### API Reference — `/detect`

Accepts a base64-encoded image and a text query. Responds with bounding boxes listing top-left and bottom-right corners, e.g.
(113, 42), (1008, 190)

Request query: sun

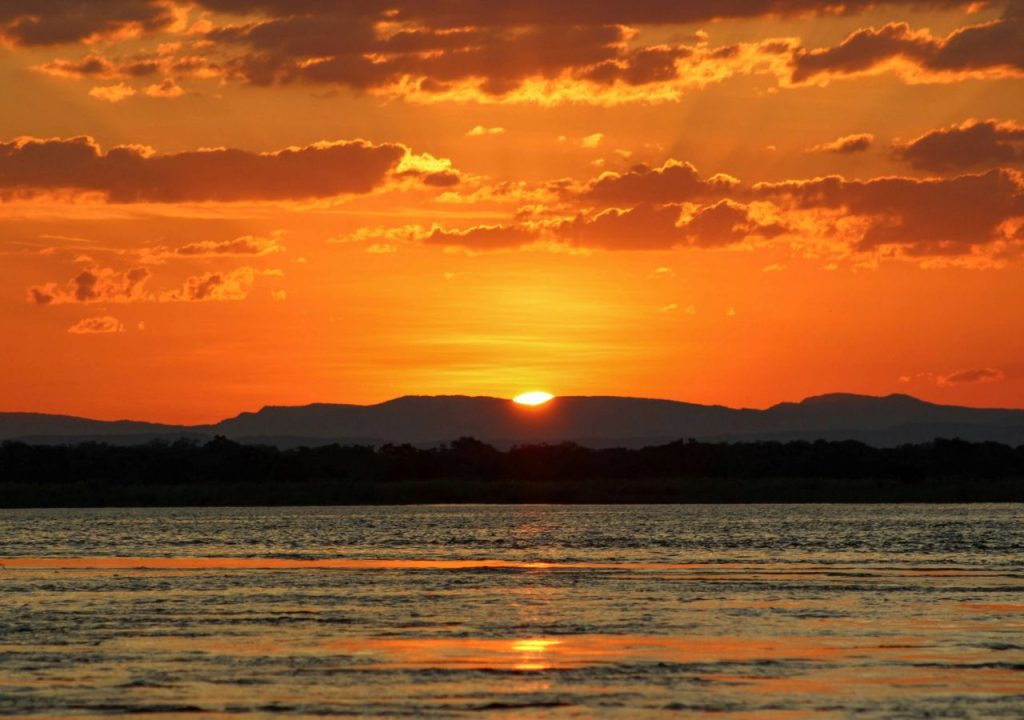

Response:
(513, 391), (554, 406)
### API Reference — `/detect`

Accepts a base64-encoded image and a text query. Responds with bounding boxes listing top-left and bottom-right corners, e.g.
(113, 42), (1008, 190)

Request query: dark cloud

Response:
(938, 367), (1006, 385)
(29, 264), (269, 304)
(791, 8), (1024, 83)
(893, 119), (1024, 171)
(560, 200), (784, 250)
(421, 171), (461, 188)
(0, 136), (420, 202)
(0, 1), (174, 46)
(197, 1), (973, 28)
(582, 161), (738, 206)
(678, 200), (787, 247)
(10, 1), (989, 102)
(28, 266), (151, 305)
(158, 267), (269, 302)
(756, 168), (1024, 255)
(36, 54), (116, 77)
(564, 203), (687, 249)
(191, 1), (974, 95)
(579, 47), (694, 86)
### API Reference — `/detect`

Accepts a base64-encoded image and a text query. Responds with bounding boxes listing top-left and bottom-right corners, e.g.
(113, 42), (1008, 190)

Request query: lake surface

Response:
(1, 504), (1022, 718)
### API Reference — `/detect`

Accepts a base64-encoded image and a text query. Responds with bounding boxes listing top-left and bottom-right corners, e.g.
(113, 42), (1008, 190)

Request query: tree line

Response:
(1, 436), (1023, 506)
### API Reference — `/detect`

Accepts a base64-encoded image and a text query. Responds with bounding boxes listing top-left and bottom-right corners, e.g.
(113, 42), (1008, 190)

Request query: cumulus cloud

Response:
(678, 200), (787, 247)
(937, 367), (1006, 385)
(144, 78), (185, 98)
(0, 135), (443, 202)
(789, 8), (1024, 85)
(893, 119), (1024, 171)
(54, 1), (946, 103)
(35, 47), (221, 88)
(0, 1), (175, 46)
(311, 147), (1024, 262)
(67, 316), (125, 334)
(360, 153), (1024, 260)
(10, 1), (1006, 104)
(756, 168), (1024, 256)
(417, 196), (783, 252)
(28, 266), (151, 305)
(37, 55), (117, 78)
(558, 199), (784, 250)
(160, 267), (260, 302)
(807, 133), (875, 154)
(582, 160), (738, 206)
(28, 263), (278, 304)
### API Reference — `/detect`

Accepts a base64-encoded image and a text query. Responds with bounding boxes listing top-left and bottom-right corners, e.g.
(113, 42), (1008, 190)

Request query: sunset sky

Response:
(2, 0), (1023, 423)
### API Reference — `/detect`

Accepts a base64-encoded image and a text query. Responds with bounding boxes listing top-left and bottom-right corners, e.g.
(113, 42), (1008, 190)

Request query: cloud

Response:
(174, 235), (284, 257)
(35, 48), (221, 85)
(184, 0), (974, 30)
(28, 266), (151, 305)
(756, 168), (1024, 256)
(580, 133), (604, 149)
(11, 2), (1002, 105)
(0, 1), (175, 46)
(789, 9), (1024, 85)
(893, 119), (1024, 171)
(161, 267), (259, 302)
(425, 225), (539, 250)
(0, 135), (431, 202)
(937, 367), (1006, 385)
(35, 55), (117, 78)
(556, 199), (784, 250)
(67, 316), (125, 334)
(807, 133), (875, 154)
(320, 152), (1023, 261)
(467, 126), (505, 136)
(28, 263), (277, 304)
(582, 160), (738, 206)
(130, 1), (965, 103)
(88, 83), (137, 102)
(678, 200), (787, 247)
(144, 78), (185, 98)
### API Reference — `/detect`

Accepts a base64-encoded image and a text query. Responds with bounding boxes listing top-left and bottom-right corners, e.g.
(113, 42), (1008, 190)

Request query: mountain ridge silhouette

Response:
(3, 392), (1024, 448)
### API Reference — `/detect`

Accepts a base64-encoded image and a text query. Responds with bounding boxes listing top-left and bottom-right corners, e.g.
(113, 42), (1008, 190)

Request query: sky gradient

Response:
(2, 0), (1023, 422)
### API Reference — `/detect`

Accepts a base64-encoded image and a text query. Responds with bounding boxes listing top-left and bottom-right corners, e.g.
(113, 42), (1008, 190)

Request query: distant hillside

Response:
(2, 393), (1024, 448)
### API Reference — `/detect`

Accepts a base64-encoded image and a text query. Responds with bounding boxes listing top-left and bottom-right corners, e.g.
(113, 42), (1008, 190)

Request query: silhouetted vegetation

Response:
(1, 436), (1023, 506)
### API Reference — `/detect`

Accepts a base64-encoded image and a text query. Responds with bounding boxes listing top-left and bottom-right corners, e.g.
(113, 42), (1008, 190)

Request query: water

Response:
(1, 505), (1022, 717)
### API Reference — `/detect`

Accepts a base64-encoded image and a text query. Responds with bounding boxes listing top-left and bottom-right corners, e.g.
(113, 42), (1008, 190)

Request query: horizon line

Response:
(3, 391), (1023, 428)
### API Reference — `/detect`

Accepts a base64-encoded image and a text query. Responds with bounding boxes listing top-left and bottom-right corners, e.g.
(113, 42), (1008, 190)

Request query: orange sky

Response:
(1, 1), (1023, 423)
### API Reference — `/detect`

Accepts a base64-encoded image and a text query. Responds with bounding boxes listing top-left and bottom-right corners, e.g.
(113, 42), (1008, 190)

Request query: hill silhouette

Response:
(3, 393), (1024, 448)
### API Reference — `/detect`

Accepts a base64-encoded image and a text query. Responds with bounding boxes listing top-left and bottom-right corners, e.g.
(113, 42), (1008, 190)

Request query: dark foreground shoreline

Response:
(3, 436), (1023, 507)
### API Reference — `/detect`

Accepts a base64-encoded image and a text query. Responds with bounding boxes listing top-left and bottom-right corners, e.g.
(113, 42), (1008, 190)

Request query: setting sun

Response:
(513, 392), (554, 406)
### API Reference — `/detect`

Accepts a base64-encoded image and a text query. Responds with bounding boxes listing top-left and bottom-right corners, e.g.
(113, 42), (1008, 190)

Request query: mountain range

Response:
(2, 393), (1024, 448)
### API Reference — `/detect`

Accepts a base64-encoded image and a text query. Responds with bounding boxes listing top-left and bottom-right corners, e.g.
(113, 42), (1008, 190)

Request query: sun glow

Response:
(513, 391), (554, 406)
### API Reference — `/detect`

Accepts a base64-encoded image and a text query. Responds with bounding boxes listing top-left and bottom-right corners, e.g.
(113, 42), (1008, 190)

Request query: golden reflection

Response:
(511, 638), (561, 671)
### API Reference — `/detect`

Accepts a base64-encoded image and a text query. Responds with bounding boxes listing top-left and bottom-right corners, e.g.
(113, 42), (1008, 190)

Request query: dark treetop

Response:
(2, 436), (1022, 506)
